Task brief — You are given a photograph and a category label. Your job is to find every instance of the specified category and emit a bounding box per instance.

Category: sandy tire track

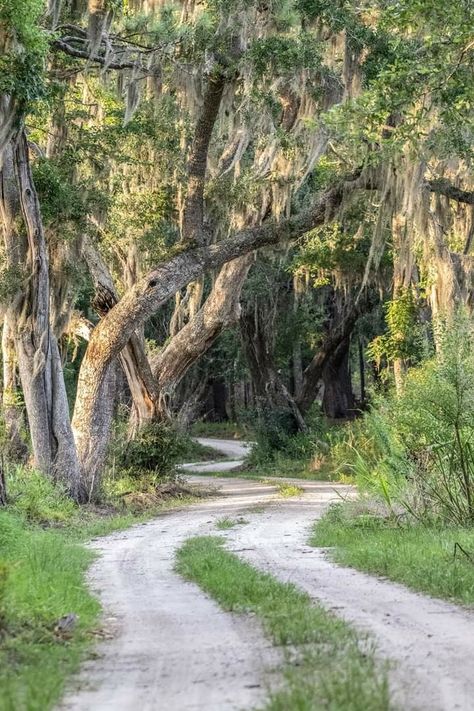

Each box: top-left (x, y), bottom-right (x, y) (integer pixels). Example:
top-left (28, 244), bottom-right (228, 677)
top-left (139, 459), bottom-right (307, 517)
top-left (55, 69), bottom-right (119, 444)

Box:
top-left (60, 440), bottom-right (474, 711)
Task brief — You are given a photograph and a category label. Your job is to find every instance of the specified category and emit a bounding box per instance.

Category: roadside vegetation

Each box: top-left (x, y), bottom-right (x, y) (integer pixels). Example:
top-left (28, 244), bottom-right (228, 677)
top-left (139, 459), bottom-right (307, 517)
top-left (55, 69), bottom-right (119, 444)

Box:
top-left (176, 536), bottom-right (391, 711)
top-left (312, 317), bottom-right (474, 605)
top-left (0, 424), bottom-right (204, 711)
top-left (0, 507), bottom-right (98, 711)
top-left (313, 506), bottom-right (474, 605)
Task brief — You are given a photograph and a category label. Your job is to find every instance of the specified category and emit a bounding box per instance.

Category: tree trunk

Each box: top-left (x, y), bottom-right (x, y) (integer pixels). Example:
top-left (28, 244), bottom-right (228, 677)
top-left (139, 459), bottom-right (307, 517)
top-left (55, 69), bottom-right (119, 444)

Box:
top-left (297, 304), bottom-right (361, 415)
top-left (1, 317), bottom-right (28, 460)
top-left (240, 301), bottom-right (307, 434)
top-left (211, 378), bottom-right (229, 422)
top-left (0, 455), bottom-right (6, 506)
top-left (0, 133), bottom-right (85, 501)
top-left (322, 337), bottom-right (356, 419)
top-left (82, 238), bottom-right (159, 435)
top-left (151, 254), bottom-right (253, 407)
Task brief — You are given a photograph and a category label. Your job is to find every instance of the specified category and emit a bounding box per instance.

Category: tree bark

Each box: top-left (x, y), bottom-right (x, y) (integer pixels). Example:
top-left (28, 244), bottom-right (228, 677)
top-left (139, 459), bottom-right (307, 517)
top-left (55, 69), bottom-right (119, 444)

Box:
top-left (1, 317), bottom-right (28, 460)
top-left (240, 300), bottom-right (307, 434)
top-left (82, 238), bottom-right (159, 435)
top-left (297, 305), bottom-right (361, 415)
top-left (181, 72), bottom-right (227, 244)
top-left (0, 133), bottom-right (85, 500)
top-left (321, 336), bottom-right (356, 419)
top-left (0, 455), bottom-right (6, 506)
top-left (151, 254), bottom-right (253, 406)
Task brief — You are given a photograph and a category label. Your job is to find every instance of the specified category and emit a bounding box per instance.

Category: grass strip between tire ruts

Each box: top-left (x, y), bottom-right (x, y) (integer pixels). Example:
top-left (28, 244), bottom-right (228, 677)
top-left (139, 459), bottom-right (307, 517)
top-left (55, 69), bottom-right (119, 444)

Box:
top-left (176, 535), bottom-right (392, 710)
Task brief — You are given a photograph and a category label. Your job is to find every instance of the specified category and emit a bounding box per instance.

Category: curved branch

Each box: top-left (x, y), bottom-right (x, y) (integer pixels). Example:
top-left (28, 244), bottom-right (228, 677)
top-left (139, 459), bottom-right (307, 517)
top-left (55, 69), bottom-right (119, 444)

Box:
top-left (71, 174), bottom-right (359, 489)
top-left (52, 38), bottom-right (138, 70)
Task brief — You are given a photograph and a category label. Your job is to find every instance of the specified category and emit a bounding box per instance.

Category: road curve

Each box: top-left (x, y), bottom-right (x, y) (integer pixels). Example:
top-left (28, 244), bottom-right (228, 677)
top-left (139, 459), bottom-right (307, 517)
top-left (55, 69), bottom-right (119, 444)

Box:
top-left (178, 437), bottom-right (252, 473)
top-left (59, 440), bottom-right (474, 711)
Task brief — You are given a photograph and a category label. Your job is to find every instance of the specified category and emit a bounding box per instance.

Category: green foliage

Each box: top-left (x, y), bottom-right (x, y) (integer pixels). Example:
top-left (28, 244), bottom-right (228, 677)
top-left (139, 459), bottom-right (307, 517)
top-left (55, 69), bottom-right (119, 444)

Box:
top-left (249, 33), bottom-right (322, 77)
top-left (0, 262), bottom-right (25, 305)
top-left (248, 407), bottom-right (300, 463)
top-left (32, 158), bottom-right (87, 230)
top-left (6, 467), bottom-right (77, 525)
top-left (0, 509), bottom-right (99, 710)
top-left (0, 0), bottom-right (47, 104)
top-left (248, 405), bottom-right (329, 467)
top-left (333, 315), bottom-right (474, 524)
top-left (368, 288), bottom-right (426, 371)
top-left (113, 421), bottom-right (183, 480)
top-left (293, 214), bottom-right (374, 282)
top-left (176, 535), bottom-right (390, 710)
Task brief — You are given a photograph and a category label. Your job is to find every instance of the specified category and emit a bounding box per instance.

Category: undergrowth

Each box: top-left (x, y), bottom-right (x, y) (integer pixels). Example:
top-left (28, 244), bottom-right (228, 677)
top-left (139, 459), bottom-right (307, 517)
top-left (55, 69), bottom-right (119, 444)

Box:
top-left (0, 509), bottom-right (99, 711)
top-left (0, 458), bottom-right (203, 710)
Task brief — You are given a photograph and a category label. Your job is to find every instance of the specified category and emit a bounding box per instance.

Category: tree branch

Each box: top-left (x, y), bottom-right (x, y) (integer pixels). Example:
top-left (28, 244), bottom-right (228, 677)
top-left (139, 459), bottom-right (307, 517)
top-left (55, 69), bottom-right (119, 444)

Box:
top-left (82, 176), bottom-right (357, 371)
top-left (52, 38), bottom-right (139, 70)
top-left (181, 72), bottom-right (227, 244)
top-left (426, 179), bottom-right (474, 205)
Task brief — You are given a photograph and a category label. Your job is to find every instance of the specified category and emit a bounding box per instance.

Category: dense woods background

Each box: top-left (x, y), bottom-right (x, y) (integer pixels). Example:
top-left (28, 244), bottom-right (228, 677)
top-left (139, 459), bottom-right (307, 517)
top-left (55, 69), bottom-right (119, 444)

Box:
top-left (1, 0), bottom-right (474, 515)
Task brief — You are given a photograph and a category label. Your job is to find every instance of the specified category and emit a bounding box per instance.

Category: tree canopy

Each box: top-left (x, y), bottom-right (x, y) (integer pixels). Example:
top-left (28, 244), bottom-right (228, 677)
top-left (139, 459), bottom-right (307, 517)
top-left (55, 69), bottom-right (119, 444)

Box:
top-left (0, 0), bottom-right (473, 500)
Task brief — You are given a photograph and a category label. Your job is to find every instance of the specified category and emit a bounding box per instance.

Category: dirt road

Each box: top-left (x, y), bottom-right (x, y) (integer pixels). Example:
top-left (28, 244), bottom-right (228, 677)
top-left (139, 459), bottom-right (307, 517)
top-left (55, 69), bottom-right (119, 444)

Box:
top-left (60, 440), bottom-right (474, 711)
top-left (178, 436), bottom-right (253, 473)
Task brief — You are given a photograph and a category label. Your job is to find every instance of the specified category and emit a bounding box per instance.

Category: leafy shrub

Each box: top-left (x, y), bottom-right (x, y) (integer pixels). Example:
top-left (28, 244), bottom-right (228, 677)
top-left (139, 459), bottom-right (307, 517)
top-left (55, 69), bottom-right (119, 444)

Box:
top-left (332, 315), bottom-right (474, 525)
top-left (112, 421), bottom-right (185, 480)
top-left (330, 398), bottom-right (410, 510)
top-left (249, 406), bottom-right (328, 466)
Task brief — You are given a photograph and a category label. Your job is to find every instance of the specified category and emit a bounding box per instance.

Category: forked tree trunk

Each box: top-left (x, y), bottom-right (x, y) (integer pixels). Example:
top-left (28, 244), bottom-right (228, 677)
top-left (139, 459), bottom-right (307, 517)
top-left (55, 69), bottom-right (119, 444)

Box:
top-left (0, 133), bottom-right (85, 501)
top-left (72, 181), bottom-right (347, 494)
top-left (151, 254), bottom-right (253, 409)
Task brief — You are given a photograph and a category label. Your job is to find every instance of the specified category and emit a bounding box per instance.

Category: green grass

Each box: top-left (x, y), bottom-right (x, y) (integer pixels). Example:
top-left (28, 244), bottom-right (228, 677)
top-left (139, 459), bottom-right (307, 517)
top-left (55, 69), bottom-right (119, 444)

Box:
top-left (0, 509), bottom-right (99, 711)
top-left (250, 453), bottom-right (335, 481)
top-left (0, 466), bottom-right (202, 710)
top-left (215, 516), bottom-right (248, 530)
top-left (312, 503), bottom-right (474, 605)
top-left (187, 452), bottom-right (338, 482)
top-left (176, 536), bottom-right (391, 710)
top-left (274, 482), bottom-right (304, 498)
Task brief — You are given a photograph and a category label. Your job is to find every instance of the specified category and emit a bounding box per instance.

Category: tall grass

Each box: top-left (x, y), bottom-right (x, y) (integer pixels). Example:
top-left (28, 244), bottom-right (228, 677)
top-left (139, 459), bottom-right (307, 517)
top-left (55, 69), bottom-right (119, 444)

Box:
top-left (0, 510), bottom-right (99, 710)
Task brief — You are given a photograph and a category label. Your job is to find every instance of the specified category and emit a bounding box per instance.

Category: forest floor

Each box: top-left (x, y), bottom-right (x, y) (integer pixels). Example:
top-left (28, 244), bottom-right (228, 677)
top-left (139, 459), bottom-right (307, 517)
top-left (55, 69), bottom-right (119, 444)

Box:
top-left (58, 440), bottom-right (474, 711)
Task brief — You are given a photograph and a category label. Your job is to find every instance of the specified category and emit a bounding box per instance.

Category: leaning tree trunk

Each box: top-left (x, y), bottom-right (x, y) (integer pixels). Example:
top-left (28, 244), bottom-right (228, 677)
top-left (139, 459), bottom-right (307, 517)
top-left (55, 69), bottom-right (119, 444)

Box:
top-left (151, 254), bottom-right (253, 410)
top-left (82, 238), bottom-right (160, 437)
top-left (0, 133), bottom-right (85, 501)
